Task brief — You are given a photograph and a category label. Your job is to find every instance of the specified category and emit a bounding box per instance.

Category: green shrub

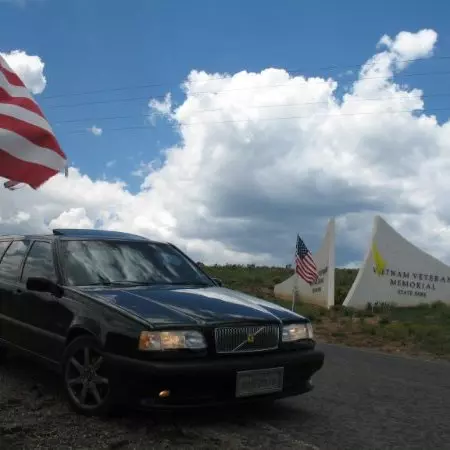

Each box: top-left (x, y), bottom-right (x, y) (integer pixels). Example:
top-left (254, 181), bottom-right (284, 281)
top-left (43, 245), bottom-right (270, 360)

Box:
top-left (381, 323), bottom-right (409, 341)
top-left (379, 316), bottom-right (391, 326)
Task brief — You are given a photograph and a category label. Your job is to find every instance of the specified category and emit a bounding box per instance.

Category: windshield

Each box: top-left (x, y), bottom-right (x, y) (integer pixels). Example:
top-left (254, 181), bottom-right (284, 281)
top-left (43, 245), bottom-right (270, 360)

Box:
top-left (60, 240), bottom-right (213, 287)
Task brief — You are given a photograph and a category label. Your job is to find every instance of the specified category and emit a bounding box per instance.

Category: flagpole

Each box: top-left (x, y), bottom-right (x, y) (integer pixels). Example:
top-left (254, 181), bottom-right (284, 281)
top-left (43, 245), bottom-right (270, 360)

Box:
top-left (291, 237), bottom-right (296, 311)
top-left (291, 274), bottom-right (296, 311)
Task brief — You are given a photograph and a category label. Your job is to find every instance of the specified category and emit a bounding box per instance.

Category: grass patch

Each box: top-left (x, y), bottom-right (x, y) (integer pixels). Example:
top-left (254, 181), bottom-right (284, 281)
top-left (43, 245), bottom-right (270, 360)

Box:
top-left (202, 264), bottom-right (450, 359)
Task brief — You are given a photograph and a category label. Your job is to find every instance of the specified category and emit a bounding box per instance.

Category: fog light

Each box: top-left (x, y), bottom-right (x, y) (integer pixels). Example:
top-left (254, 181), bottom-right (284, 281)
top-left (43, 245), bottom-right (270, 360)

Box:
top-left (158, 390), bottom-right (171, 398)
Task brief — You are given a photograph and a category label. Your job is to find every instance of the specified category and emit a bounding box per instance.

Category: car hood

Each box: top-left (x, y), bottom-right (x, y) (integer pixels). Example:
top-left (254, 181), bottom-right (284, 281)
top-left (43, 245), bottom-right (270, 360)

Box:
top-left (77, 285), bottom-right (307, 327)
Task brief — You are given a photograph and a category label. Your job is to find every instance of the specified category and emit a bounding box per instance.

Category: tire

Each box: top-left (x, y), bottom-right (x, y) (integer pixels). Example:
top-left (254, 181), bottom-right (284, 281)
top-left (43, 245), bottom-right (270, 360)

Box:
top-left (0, 345), bottom-right (8, 363)
top-left (61, 335), bottom-right (119, 416)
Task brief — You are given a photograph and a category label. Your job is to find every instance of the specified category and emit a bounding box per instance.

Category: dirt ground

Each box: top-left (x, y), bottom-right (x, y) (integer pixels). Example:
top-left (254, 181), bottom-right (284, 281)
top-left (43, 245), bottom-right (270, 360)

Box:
top-left (0, 354), bottom-right (318, 450)
top-left (2, 344), bottom-right (450, 450)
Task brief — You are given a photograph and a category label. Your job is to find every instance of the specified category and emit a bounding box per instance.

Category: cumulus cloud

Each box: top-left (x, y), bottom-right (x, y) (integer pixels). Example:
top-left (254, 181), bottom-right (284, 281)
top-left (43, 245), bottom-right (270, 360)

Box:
top-left (148, 93), bottom-right (173, 125)
top-left (0, 50), bottom-right (47, 94)
top-left (1, 29), bottom-right (450, 266)
top-left (149, 93), bottom-right (172, 115)
top-left (88, 125), bottom-right (103, 136)
top-left (49, 208), bottom-right (95, 230)
top-left (377, 29), bottom-right (437, 67)
top-left (132, 159), bottom-right (162, 180)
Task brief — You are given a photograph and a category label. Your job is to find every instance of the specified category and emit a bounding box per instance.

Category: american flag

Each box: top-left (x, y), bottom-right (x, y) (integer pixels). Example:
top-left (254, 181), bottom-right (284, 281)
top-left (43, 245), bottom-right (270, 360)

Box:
top-left (295, 234), bottom-right (318, 284)
top-left (0, 53), bottom-right (67, 190)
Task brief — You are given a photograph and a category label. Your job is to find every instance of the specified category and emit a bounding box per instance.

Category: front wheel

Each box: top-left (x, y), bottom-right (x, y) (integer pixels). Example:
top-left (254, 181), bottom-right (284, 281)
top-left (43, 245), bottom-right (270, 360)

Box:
top-left (62, 335), bottom-right (116, 416)
top-left (0, 344), bottom-right (8, 363)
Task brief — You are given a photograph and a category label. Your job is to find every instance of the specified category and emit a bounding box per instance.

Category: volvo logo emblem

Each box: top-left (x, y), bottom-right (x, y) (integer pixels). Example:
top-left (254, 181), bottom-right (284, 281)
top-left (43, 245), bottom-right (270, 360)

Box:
top-left (231, 327), bottom-right (265, 352)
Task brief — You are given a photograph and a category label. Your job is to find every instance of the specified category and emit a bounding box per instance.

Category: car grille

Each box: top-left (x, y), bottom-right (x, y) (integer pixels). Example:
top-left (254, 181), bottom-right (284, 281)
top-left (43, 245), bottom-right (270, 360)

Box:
top-left (214, 325), bottom-right (280, 354)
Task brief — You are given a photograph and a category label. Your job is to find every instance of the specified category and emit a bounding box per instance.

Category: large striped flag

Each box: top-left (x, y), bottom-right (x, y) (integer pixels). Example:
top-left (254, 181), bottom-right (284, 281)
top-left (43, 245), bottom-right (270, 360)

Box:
top-left (0, 53), bottom-right (67, 190)
top-left (295, 234), bottom-right (318, 284)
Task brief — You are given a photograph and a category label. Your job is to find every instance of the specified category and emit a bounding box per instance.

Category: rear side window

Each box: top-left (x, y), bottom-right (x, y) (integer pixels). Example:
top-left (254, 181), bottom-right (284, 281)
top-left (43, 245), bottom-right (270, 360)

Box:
top-left (0, 240), bottom-right (30, 281)
top-left (0, 241), bottom-right (11, 261)
top-left (21, 241), bottom-right (56, 282)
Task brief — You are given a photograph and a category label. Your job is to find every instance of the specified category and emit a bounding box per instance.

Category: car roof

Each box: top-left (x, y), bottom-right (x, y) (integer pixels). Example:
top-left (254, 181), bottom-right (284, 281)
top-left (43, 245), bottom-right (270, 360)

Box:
top-left (0, 228), bottom-right (156, 242)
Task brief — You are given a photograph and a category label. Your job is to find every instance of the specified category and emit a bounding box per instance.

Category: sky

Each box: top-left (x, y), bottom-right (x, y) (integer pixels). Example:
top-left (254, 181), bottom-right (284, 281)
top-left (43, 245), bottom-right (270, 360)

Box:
top-left (1, 0), bottom-right (450, 267)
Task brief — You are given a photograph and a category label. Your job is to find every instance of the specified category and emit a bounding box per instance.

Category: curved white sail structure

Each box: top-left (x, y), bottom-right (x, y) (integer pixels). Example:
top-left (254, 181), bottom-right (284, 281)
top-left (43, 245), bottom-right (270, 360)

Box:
top-left (344, 215), bottom-right (450, 309)
top-left (274, 218), bottom-right (335, 309)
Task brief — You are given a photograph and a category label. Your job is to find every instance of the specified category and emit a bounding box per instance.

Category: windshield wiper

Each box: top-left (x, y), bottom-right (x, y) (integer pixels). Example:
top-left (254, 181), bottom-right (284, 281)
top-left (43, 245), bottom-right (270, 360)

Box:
top-left (168, 281), bottom-right (212, 286)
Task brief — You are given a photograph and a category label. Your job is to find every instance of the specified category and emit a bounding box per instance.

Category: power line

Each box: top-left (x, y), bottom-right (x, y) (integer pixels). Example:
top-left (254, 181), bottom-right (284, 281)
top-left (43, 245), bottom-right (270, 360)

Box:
top-left (43, 69), bottom-right (450, 111)
top-left (40, 55), bottom-right (450, 102)
top-left (52, 92), bottom-right (450, 126)
top-left (64, 105), bottom-right (450, 135)
top-left (188, 69), bottom-right (450, 95)
top-left (45, 94), bottom-right (166, 109)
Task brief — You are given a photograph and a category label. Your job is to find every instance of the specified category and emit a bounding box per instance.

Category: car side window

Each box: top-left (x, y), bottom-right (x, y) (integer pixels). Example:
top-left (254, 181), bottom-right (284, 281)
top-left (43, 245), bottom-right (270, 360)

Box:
top-left (0, 240), bottom-right (30, 282)
top-left (21, 241), bottom-right (56, 283)
top-left (0, 241), bottom-right (11, 261)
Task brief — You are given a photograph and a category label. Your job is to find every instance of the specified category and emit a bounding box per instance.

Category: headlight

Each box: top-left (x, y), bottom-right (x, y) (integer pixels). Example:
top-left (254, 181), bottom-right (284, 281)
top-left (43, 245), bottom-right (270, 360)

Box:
top-left (138, 330), bottom-right (207, 351)
top-left (282, 322), bottom-right (314, 342)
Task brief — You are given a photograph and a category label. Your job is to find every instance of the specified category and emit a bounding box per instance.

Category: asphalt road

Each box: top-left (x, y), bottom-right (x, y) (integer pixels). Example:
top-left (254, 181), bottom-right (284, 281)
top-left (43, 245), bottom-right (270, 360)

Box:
top-left (1, 343), bottom-right (450, 449)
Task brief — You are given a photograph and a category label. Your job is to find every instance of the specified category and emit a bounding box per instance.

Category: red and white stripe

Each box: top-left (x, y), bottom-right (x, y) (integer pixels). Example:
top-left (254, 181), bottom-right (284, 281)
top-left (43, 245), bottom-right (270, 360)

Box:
top-left (0, 54), bottom-right (67, 189)
top-left (295, 253), bottom-right (318, 284)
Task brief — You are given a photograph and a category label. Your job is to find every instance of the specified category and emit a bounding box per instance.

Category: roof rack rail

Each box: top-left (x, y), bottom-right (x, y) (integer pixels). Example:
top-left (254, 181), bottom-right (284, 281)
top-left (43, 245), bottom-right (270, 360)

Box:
top-left (52, 229), bottom-right (147, 240)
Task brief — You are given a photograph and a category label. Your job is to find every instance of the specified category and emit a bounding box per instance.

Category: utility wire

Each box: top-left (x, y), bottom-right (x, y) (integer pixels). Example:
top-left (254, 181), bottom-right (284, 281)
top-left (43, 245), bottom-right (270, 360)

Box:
top-left (64, 105), bottom-right (450, 135)
top-left (187, 69), bottom-right (450, 95)
top-left (52, 92), bottom-right (450, 126)
top-left (43, 68), bottom-right (450, 110)
top-left (40, 55), bottom-right (450, 101)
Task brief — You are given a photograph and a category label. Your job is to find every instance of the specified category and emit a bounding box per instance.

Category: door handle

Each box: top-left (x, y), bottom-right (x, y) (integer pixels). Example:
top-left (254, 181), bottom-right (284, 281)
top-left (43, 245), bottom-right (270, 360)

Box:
top-left (15, 288), bottom-right (23, 294)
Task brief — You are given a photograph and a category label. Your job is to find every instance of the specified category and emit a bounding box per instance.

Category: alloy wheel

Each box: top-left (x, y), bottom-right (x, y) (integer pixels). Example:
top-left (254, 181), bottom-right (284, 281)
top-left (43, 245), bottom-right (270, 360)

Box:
top-left (65, 345), bottom-right (110, 410)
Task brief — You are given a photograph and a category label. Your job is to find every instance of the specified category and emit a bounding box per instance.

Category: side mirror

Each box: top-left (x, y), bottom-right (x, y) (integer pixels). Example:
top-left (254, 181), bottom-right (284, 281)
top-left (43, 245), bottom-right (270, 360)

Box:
top-left (212, 277), bottom-right (223, 287)
top-left (26, 277), bottom-right (63, 298)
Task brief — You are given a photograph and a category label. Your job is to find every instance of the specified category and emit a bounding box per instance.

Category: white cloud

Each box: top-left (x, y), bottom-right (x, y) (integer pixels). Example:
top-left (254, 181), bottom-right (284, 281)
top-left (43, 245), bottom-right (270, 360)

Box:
top-left (49, 208), bottom-right (94, 230)
top-left (0, 50), bottom-right (47, 94)
top-left (148, 93), bottom-right (173, 125)
top-left (88, 125), bottom-right (103, 136)
top-left (132, 163), bottom-right (149, 178)
top-left (1, 29), bottom-right (450, 267)
top-left (106, 160), bottom-right (116, 168)
top-left (377, 29), bottom-right (437, 66)
top-left (340, 261), bottom-right (362, 270)
top-left (149, 93), bottom-right (172, 115)
top-left (132, 159), bottom-right (163, 188)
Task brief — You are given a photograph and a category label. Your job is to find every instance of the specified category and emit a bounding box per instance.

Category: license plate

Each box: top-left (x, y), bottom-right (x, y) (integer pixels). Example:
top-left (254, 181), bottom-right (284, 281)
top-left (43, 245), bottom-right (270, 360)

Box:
top-left (235, 367), bottom-right (284, 398)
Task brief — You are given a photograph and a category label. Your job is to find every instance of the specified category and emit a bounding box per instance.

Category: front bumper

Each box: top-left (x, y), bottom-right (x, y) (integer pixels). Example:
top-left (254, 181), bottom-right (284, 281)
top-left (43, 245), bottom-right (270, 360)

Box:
top-left (105, 349), bottom-right (325, 409)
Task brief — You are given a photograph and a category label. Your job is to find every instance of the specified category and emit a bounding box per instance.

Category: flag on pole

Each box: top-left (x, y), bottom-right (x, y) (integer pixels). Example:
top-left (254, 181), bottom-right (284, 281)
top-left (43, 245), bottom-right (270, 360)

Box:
top-left (0, 53), bottom-right (67, 190)
top-left (295, 234), bottom-right (318, 284)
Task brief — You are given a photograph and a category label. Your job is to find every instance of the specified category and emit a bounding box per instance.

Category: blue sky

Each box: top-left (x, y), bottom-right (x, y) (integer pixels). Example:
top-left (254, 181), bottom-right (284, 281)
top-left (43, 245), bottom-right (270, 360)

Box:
top-left (1, 0), bottom-right (450, 267)
top-left (2, 0), bottom-right (450, 192)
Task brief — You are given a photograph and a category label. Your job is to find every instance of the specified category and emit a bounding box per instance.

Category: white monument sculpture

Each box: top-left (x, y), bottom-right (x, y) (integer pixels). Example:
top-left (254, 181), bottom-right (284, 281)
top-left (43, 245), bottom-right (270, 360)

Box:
top-left (343, 215), bottom-right (450, 309)
top-left (274, 218), bottom-right (335, 309)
